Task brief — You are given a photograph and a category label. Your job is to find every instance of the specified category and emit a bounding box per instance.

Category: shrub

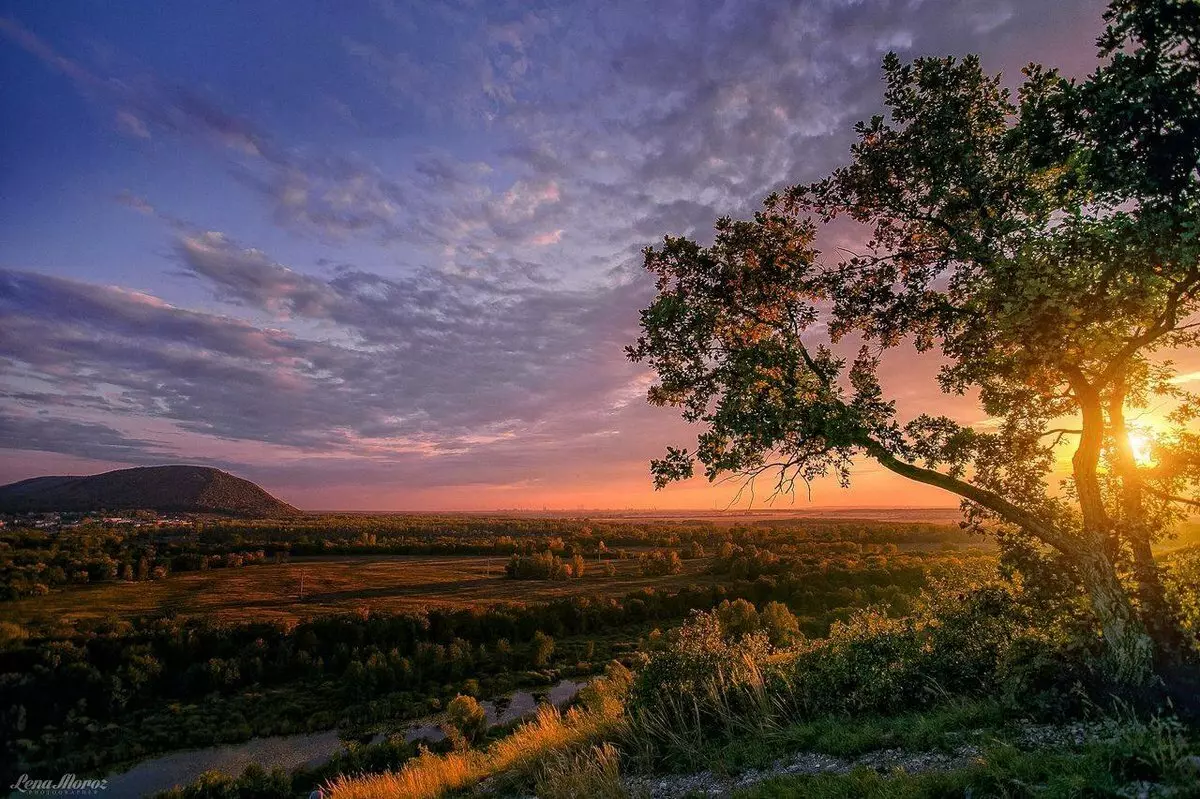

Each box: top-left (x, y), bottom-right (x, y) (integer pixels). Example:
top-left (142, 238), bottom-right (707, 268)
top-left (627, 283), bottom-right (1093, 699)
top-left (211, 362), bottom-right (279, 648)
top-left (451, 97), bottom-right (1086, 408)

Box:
top-left (625, 581), bottom-right (1105, 768)
top-left (759, 601), bottom-right (800, 647)
top-left (153, 764), bottom-right (293, 798)
top-left (444, 695), bottom-right (488, 747)
top-left (1163, 545), bottom-right (1200, 659)
top-left (715, 599), bottom-right (760, 637)
top-left (782, 582), bottom-right (1097, 718)
top-left (638, 550), bottom-right (682, 576)
top-left (626, 611), bottom-right (775, 768)
top-left (505, 551), bottom-right (575, 580)
top-left (0, 621), bottom-right (27, 649)
top-left (531, 632), bottom-right (555, 668)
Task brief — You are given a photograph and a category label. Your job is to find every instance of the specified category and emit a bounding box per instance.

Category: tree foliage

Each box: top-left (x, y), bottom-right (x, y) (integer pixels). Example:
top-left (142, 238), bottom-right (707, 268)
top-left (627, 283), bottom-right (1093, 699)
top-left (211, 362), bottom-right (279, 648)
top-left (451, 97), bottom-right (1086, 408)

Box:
top-left (628, 0), bottom-right (1200, 695)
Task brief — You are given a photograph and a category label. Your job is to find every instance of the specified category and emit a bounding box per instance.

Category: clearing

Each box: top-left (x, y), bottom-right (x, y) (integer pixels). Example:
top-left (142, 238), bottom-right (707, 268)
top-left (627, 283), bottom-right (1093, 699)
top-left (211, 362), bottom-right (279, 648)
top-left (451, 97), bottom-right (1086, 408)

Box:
top-left (0, 554), bottom-right (716, 626)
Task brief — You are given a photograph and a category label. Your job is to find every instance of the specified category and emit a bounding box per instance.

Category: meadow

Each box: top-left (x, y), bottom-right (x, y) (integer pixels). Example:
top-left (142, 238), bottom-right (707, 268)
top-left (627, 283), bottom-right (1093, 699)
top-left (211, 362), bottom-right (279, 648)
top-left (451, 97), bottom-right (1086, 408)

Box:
top-left (0, 553), bottom-right (716, 627)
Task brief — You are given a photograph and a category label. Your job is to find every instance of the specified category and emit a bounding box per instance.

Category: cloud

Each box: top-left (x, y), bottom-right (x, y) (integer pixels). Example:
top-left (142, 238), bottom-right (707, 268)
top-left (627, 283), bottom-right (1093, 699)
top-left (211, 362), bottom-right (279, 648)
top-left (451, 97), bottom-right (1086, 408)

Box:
top-left (531, 229), bottom-right (563, 246)
top-left (0, 412), bottom-right (172, 464)
top-left (175, 232), bottom-right (339, 318)
top-left (1, 16), bottom-right (269, 157)
top-left (0, 0), bottom-right (1114, 505)
top-left (0, 242), bottom-right (656, 466)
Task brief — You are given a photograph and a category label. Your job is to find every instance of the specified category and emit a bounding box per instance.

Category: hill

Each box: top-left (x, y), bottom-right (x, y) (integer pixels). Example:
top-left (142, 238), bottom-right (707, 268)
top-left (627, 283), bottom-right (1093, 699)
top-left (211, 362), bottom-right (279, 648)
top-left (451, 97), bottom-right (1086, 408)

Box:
top-left (0, 465), bottom-right (300, 517)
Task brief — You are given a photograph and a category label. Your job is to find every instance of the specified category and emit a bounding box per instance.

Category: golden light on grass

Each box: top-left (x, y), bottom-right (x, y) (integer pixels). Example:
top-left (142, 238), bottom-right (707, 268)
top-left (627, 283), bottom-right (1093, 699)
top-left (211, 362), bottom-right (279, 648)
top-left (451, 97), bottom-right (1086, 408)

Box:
top-left (327, 669), bottom-right (629, 799)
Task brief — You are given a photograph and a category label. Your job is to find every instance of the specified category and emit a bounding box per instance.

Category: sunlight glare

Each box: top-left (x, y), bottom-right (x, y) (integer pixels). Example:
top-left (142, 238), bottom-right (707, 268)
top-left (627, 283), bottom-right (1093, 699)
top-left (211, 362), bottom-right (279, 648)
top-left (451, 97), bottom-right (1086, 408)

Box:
top-left (1128, 431), bottom-right (1155, 466)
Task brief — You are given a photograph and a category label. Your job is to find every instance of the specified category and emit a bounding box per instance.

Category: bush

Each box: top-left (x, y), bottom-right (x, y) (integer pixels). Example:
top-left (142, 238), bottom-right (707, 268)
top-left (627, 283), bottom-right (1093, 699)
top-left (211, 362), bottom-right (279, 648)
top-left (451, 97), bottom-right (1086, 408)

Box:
top-left (505, 551), bottom-right (576, 580)
top-left (639, 550), bottom-right (682, 577)
top-left (759, 602), bottom-right (801, 647)
top-left (531, 632), bottom-right (555, 668)
top-left (444, 695), bottom-right (488, 747)
top-left (783, 582), bottom-right (1099, 718)
top-left (1163, 545), bottom-right (1200, 659)
top-left (152, 764), bottom-right (292, 798)
top-left (715, 599), bottom-right (760, 637)
top-left (0, 621), bottom-right (27, 649)
top-left (626, 611), bottom-right (775, 768)
top-left (625, 582), bottom-right (1105, 767)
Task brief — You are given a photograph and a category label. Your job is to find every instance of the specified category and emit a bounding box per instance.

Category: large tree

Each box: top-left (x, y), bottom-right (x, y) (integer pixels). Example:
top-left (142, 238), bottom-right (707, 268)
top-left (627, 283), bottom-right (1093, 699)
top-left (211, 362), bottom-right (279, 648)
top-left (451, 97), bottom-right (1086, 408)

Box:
top-left (627, 0), bottom-right (1200, 695)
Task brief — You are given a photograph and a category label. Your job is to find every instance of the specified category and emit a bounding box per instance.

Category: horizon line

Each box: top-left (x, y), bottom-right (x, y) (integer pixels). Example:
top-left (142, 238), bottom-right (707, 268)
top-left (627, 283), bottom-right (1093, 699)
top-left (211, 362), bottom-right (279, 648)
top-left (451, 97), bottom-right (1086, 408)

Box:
top-left (298, 505), bottom-right (964, 515)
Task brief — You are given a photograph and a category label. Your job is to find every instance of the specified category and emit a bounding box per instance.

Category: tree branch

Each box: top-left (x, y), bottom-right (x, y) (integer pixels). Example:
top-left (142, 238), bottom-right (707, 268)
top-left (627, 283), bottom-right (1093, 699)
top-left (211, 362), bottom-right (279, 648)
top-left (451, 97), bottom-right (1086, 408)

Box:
top-left (1144, 485), bottom-right (1200, 509)
top-left (861, 438), bottom-right (1081, 557)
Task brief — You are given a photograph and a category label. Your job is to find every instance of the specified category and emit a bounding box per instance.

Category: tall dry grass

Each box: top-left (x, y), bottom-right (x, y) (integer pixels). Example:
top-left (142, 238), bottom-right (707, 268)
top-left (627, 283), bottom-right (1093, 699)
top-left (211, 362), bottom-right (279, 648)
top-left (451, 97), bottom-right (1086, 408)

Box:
top-left (624, 648), bottom-right (790, 770)
top-left (327, 667), bottom-right (629, 799)
top-left (533, 742), bottom-right (627, 799)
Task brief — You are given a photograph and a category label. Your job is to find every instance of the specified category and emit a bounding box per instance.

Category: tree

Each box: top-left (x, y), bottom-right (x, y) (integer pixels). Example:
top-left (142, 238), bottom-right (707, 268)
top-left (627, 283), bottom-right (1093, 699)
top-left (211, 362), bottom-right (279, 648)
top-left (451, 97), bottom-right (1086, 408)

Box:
top-left (716, 598), bottom-right (760, 637)
top-left (444, 694), bottom-right (488, 747)
top-left (628, 0), bottom-right (1200, 697)
top-left (760, 601), bottom-right (801, 647)
top-left (531, 631), bottom-right (555, 668)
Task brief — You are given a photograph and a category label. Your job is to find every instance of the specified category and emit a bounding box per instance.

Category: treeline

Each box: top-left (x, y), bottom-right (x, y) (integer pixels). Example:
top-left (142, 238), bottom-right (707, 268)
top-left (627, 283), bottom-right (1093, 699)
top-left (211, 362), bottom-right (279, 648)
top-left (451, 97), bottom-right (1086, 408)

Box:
top-left (0, 525), bottom-right (277, 599)
top-left (503, 548), bottom-right (687, 579)
top-left (505, 551), bottom-right (587, 579)
top-left (201, 515), bottom-right (971, 551)
top-left (0, 517), bottom-right (972, 601)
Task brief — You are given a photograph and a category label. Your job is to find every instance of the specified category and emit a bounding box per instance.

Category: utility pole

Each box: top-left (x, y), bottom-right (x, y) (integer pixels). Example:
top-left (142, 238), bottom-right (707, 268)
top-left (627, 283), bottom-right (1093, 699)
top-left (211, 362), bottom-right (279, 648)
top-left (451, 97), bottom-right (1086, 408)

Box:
top-left (299, 570), bottom-right (305, 601)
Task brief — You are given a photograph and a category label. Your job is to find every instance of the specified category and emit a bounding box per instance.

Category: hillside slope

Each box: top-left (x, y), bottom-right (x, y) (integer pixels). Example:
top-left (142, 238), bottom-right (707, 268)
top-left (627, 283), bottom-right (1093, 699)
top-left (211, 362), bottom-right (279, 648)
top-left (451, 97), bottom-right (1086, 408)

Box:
top-left (0, 465), bottom-right (300, 517)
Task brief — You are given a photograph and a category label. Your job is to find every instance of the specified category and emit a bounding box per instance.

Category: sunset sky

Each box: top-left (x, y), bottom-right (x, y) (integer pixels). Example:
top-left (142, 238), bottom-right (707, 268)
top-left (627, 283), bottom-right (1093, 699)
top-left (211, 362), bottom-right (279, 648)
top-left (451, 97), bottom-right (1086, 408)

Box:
top-left (0, 0), bottom-right (1133, 510)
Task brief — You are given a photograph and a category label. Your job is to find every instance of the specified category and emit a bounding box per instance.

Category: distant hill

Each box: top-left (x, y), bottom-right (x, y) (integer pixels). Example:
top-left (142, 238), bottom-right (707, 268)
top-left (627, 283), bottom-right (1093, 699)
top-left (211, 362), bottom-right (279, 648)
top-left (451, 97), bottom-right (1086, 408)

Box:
top-left (0, 465), bottom-right (300, 517)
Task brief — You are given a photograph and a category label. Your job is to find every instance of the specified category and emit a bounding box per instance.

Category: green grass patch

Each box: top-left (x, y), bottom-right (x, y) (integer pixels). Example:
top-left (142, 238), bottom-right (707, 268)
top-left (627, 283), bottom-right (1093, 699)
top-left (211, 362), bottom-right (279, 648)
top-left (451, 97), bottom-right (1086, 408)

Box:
top-left (708, 699), bottom-right (1008, 774)
top-left (734, 733), bottom-right (1200, 799)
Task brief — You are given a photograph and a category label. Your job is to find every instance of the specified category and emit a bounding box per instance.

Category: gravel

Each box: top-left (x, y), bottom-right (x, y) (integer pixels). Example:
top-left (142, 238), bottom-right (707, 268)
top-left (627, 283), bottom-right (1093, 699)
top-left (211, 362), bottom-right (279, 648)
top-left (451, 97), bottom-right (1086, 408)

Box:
top-left (619, 719), bottom-right (1176, 798)
top-left (623, 744), bottom-right (985, 798)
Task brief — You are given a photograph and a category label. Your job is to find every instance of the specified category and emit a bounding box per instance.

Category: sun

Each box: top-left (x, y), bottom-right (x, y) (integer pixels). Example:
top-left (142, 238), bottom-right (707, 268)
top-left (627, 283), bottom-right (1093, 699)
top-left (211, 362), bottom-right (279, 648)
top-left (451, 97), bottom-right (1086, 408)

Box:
top-left (1127, 431), bottom-right (1155, 466)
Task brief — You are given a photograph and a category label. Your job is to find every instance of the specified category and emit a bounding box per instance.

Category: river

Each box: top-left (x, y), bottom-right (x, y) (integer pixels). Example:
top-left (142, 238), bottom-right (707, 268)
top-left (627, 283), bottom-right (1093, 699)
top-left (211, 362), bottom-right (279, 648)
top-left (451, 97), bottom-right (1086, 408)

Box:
top-left (101, 679), bottom-right (586, 797)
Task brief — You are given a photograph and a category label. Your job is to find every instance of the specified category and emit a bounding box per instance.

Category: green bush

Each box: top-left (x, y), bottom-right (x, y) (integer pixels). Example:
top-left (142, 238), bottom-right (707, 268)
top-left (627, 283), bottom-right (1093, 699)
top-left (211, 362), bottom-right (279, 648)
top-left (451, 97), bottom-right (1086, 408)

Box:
top-left (626, 611), bottom-right (776, 768)
top-left (626, 583), bottom-right (1107, 767)
top-left (783, 582), bottom-right (1101, 719)
top-left (444, 694), bottom-right (488, 746)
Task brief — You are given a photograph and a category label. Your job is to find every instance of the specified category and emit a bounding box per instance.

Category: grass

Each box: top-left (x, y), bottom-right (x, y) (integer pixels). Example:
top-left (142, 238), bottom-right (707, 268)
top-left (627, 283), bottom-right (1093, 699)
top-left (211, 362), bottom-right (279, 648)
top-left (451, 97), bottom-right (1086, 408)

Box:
top-left (709, 699), bottom-right (1009, 774)
top-left (0, 554), bottom-right (716, 627)
top-left (303, 683), bottom-right (1200, 799)
top-left (735, 737), bottom-right (1200, 799)
top-left (533, 742), bottom-right (627, 799)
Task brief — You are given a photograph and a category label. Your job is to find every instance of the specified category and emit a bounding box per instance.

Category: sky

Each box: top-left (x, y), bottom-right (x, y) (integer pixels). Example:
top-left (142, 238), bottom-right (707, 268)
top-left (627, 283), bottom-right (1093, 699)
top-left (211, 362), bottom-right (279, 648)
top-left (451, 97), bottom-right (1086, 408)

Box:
top-left (0, 0), bottom-right (1122, 511)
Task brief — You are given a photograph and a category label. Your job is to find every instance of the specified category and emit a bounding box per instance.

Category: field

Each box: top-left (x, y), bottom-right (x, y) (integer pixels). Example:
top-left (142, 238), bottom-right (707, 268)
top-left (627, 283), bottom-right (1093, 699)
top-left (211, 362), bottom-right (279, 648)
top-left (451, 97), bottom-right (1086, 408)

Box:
top-left (0, 553), bottom-right (716, 627)
top-left (2, 512), bottom-right (1196, 799)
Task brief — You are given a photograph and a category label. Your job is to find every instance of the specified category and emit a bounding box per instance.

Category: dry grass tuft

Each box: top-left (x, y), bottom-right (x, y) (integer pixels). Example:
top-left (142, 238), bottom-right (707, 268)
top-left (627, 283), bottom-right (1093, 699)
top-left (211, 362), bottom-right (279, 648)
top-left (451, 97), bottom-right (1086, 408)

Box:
top-left (534, 742), bottom-right (627, 799)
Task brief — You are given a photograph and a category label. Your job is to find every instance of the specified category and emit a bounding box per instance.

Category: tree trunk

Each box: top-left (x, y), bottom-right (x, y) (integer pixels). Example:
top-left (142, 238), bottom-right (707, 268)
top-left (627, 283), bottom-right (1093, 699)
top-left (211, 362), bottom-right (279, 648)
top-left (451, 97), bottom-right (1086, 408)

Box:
top-left (1074, 549), bottom-right (1158, 691)
top-left (1107, 391), bottom-right (1184, 666)
top-left (1066, 375), bottom-right (1158, 691)
top-left (867, 435), bottom-right (1161, 693)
